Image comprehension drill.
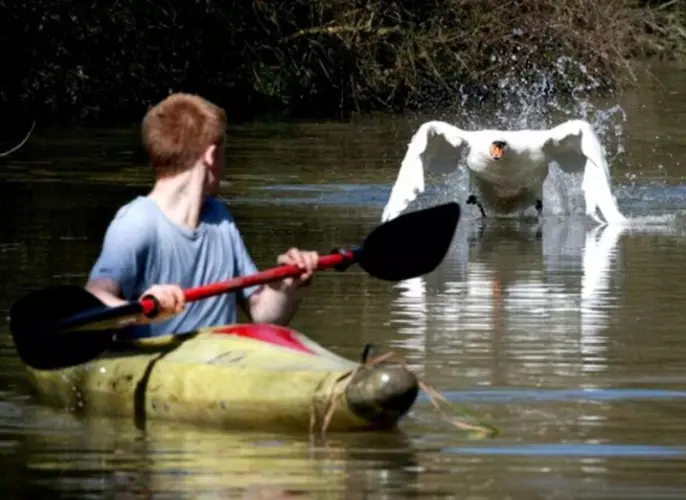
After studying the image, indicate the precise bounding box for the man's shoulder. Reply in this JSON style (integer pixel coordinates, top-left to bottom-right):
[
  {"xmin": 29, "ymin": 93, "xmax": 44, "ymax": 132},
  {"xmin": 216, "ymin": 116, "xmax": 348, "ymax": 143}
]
[
  {"xmin": 107, "ymin": 196, "xmax": 160, "ymax": 233},
  {"xmin": 113, "ymin": 195, "xmax": 154, "ymax": 217}
]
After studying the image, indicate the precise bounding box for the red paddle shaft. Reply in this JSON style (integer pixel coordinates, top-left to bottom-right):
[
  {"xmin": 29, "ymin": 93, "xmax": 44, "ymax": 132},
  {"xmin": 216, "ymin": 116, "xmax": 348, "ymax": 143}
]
[{"xmin": 138, "ymin": 249, "xmax": 356, "ymax": 316}]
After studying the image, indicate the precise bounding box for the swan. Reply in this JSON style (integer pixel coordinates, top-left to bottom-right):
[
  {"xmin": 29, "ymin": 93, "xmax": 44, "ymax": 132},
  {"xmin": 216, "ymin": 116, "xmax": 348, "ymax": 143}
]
[{"xmin": 381, "ymin": 119, "xmax": 627, "ymax": 225}]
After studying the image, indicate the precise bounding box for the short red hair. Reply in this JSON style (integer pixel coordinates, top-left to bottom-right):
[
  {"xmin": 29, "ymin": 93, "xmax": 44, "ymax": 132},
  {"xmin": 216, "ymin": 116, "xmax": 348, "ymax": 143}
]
[{"xmin": 141, "ymin": 93, "xmax": 226, "ymax": 176}]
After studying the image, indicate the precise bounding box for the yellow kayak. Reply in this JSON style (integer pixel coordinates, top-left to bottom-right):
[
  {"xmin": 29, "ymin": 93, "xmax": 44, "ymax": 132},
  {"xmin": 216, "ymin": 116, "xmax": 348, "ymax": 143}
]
[{"xmin": 23, "ymin": 323, "xmax": 419, "ymax": 433}]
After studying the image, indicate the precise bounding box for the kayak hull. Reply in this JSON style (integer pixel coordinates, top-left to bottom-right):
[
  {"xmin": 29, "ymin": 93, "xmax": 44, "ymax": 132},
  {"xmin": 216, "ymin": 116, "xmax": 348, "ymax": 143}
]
[{"xmin": 23, "ymin": 324, "xmax": 419, "ymax": 433}]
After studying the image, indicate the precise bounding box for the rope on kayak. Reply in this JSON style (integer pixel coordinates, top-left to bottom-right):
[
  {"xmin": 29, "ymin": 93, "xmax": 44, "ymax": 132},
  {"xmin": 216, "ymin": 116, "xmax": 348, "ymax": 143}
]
[
  {"xmin": 309, "ymin": 349, "xmax": 500, "ymax": 440},
  {"xmin": 360, "ymin": 343, "xmax": 374, "ymax": 363},
  {"xmin": 309, "ymin": 350, "xmax": 396, "ymax": 440},
  {"xmin": 417, "ymin": 379, "xmax": 500, "ymax": 438}
]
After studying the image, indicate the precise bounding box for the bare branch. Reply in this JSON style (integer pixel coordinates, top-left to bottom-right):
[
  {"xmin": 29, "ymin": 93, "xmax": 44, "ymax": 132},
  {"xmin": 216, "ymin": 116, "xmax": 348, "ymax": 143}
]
[
  {"xmin": 0, "ymin": 120, "xmax": 36, "ymax": 157},
  {"xmin": 282, "ymin": 25, "xmax": 400, "ymax": 42}
]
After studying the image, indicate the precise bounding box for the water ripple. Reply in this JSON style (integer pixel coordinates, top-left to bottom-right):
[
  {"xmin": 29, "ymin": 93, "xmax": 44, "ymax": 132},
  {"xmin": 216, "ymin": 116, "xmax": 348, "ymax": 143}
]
[{"xmin": 443, "ymin": 444, "xmax": 686, "ymax": 458}]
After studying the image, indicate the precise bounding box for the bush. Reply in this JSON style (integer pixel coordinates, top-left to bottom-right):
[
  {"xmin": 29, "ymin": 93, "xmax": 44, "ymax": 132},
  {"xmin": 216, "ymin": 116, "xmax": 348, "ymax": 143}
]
[{"xmin": 0, "ymin": 0, "xmax": 683, "ymax": 127}]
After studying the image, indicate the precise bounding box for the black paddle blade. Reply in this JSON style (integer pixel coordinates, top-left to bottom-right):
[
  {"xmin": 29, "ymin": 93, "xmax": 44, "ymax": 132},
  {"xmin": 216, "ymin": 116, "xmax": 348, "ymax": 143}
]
[
  {"xmin": 359, "ymin": 202, "xmax": 460, "ymax": 281},
  {"xmin": 9, "ymin": 285, "xmax": 114, "ymax": 370}
]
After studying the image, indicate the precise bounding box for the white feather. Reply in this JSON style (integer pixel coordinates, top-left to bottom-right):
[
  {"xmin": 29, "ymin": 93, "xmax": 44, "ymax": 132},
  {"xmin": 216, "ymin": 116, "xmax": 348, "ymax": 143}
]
[{"xmin": 381, "ymin": 119, "xmax": 627, "ymax": 225}]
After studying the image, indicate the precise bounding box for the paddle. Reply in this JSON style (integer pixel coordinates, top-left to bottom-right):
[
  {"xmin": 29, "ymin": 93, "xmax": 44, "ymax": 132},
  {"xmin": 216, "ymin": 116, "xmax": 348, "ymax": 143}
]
[{"xmin": 9, "ymin": 202, "xmax": 460, "ymax": 371}]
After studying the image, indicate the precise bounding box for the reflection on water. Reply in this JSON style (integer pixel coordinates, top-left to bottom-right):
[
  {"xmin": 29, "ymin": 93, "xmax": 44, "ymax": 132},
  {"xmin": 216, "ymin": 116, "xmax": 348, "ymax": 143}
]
[
  {"xmin": 387, "ymin": 213, "xmax": 686, "ymax": 497},
  {"xmin": 0, "ymin": 404, "xmax": 421, "ymax": 499},
  {"xmin": 389, "ymin": 214, "xmax": 685, "ymax": 388},
  {"xmin": 390, "ymin": 217, "xmax": 625, "ymax": 381},
  {"xmin": 579, "ymin": 222, "xmax": 623, "ymax": 377}
]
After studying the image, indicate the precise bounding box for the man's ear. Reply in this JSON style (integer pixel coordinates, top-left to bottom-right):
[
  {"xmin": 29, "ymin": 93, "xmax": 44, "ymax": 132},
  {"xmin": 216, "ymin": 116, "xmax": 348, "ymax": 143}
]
[{"xmin": 202, "ymin": 144, "xmax": 216, "ymax": 167}]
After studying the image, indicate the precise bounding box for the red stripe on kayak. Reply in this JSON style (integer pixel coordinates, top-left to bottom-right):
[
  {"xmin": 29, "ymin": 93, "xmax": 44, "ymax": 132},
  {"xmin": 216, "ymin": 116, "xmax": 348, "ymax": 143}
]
[{"xmin": 213, "ymin": 324, "xmax": 316, "ymax": 355}]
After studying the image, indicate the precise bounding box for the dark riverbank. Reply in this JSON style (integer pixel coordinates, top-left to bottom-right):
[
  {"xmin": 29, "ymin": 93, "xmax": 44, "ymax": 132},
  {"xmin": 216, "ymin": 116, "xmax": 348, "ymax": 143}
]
[{"xmin": 0, "ymin": 0, "xmax": 684, "ymax": 133}]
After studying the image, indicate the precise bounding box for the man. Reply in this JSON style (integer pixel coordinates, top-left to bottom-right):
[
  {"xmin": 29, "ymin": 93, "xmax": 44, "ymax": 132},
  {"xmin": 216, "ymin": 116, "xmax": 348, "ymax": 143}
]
[{"xmin": 85, "ymin": 93, "xmax": 318, "ymax": 339}]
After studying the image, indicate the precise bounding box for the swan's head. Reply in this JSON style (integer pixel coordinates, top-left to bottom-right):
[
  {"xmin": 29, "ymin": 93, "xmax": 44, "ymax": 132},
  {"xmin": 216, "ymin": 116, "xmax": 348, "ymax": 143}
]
[{"xmin": 489, "ymin": 141, "xmax": 507, "ymax": 160}]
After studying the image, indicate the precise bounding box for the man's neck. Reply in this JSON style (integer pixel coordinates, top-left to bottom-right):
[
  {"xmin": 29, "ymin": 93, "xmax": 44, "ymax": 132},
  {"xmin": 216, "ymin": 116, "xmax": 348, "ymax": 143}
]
[{"xmin": 147, "ymin": 168, "xmax": 207, "ymax": 230}]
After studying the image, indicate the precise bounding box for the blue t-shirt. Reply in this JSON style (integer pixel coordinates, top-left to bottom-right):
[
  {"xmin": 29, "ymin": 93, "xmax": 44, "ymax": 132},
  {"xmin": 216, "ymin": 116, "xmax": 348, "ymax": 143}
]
[{"xmin": 88, "ymin": 196, "xmax": 260, "ymax": 339}]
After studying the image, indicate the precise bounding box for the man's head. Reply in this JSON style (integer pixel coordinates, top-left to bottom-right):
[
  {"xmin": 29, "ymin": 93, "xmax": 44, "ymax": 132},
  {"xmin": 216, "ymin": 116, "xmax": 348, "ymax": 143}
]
[{"xmin": 142, "ymin": 93, "xmax": 226, "ymax": 194}]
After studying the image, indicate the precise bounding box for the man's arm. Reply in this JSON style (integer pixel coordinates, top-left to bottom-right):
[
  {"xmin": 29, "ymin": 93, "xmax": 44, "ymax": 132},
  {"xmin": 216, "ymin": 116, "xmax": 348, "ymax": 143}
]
[
  {"xmin": 86, "ymin": 277, "xmax": 128, "ymax": 307},
  {"xmin": 244, "ymin": 279, "xmax": 310, "ymax": 325},
  {"xmin": 86, "ymin": 228, "xmax": 187, "ymax": 325},
  {"xmin": 247, "ymin": 247, "xmax": 318, "ymax": 324},
  {"xmin": 85, "ymin": 215, "xmax": 152, "ymax": 325},
  {"xmin": 228, "ymin": 220, "xmax": 316, "ymax": 325},
  {"xmin": 86, "ymin": 277, "xmax": 150, "ymax": 328}
]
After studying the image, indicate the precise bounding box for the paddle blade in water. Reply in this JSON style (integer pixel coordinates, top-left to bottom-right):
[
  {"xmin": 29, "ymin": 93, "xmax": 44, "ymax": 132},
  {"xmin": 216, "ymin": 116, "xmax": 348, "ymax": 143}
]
[
  {"xmin": 359, "ymin": 202, "xmax": 460, "ymax": 281},
  {"xmin": 9, "ymin": 285, "xmax": 115, "ymax": 370}
]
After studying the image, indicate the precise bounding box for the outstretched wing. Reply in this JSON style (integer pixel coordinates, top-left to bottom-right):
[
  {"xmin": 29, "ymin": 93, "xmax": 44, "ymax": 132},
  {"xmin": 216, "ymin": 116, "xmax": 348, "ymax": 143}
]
[
  {"xmin": 381, "ymin": 121, "xmax": 468, "ymax": 222},
  {"xmin": 542, "ymin": 120, "xmax": 627, "ymax": 224}
]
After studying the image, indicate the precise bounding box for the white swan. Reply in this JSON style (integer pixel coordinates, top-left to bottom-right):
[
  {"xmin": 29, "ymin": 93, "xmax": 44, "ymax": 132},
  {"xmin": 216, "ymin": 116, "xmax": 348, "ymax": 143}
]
[{"xmin": 381, "ymin": 119, "xmax": 627, "ymax": 225}]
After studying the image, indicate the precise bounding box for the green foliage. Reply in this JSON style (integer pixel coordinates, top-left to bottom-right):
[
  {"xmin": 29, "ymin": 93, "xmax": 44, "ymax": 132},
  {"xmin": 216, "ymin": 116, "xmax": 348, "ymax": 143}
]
[{"xmin": 0, "ymin": 0, "xmax": 683, "ymax": 126}]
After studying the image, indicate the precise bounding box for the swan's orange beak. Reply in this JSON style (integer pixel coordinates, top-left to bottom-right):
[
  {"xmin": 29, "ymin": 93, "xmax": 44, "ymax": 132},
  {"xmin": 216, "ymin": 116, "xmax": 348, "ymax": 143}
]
[{"xmin": 490, "ymin": 142, "xmax": 505, "ymax": 160}]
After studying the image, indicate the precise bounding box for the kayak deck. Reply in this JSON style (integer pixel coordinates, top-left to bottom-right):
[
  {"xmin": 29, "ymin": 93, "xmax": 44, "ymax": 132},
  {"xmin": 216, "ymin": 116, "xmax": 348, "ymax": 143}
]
[{"xmin": 24, "ymin": 324, "xmax": 419, "ymax": 433}]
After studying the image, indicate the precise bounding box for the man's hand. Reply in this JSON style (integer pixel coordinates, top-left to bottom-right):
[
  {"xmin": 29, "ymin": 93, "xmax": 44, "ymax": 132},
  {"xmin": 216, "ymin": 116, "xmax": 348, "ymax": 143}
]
[
  {"xmin": 138, "ymin": 284, "xmax": 186, "ymax": 323},
  {"xmin": 275, "ymin": 247, "xmax": 319, "ymax": 290}
]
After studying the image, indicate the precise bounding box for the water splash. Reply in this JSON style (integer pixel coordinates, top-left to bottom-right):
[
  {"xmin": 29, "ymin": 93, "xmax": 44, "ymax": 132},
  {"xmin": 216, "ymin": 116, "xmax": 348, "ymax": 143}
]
[
  {"xmin": 446, "ymin": 56, "xmax": 626, "ymax": 133},
  {"xmin": 422, "ymin": 56, "xmax": 631, "ymax": 218}
]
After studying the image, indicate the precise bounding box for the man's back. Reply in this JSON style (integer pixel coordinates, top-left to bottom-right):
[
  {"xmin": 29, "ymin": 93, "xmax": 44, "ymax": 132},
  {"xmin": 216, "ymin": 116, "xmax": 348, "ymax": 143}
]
[{"xmin": 88, "ymin": 196, "xmax": 259, "ymax": 339}]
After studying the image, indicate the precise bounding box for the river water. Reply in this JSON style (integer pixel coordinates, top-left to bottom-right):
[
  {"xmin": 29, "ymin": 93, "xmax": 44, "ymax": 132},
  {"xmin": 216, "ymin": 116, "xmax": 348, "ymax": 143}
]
[{"xmin": 1, "ymin": 64, "xmax": 686, "ymax": 498}]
